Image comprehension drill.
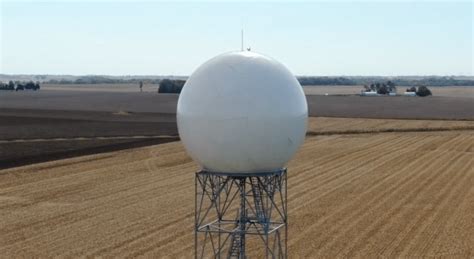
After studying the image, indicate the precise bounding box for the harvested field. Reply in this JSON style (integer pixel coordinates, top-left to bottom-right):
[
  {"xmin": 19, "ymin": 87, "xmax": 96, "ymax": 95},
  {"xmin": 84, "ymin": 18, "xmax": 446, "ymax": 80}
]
[
  {"xmin": 305, "ymin": 95, "xmax": 474, "ymax": 120},
  {"xmin": 308, "ymin": 117, "xmax": 474, "ymax": 135},
  {"xmin": 303, "ymin": 85, "xmax": 474, "ymax": 98},
  {"xmin": 0, "ymin": 138, "xmax": 177, "ymax": 169},
  {"xmin": 42, "ymin": 84, "xmax": 160, "ymax": 93},
  {"xmin": 0, "ymin": 109, "xmax": 178, "ymax": 169},
  {"xmin": 1, "ymin": 118, "xmax": 472, "ymax": 257},
  {"xmin": 42, "ymin": 84, "xmax": 474, "ymax": 98},
  {"xmin": 2, "ymin": 110, "xmax": 472, "ymax": 169},
  {"xmin": 1, "ymin": 88, "xmax": 473, "ymax": 120}
]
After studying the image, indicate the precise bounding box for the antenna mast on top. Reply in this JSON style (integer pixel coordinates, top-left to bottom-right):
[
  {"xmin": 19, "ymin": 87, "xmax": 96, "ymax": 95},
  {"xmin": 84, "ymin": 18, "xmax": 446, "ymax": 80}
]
[{"xmin": 241, "ymin": 29, "xmax": 244, "ymax": 51}]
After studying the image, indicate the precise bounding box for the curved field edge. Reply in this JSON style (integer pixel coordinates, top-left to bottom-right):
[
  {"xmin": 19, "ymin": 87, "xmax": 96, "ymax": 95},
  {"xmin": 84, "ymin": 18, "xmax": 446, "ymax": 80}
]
[{"xmin": 0, "ymin": 121, "xmax": 472, "ymax": 257}]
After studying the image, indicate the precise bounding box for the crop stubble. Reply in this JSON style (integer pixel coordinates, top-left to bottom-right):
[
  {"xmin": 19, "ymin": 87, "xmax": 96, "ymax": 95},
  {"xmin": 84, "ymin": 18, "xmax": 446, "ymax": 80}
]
[{"xmin": 0, "ymin": 119, "xmax": 472, "ymax": 258}]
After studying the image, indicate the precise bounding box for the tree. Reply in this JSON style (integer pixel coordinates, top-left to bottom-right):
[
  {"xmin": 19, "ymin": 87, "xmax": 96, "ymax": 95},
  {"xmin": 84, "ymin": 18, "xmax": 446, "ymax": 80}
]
[
  {"xmin": 377, "ymin": 84, "xmax": 389, "ymax": 95},
  {"xmin": 370, "ymin": 84, "xmax": 376, "ymax": 91},
  {"xmin": 158, "ymin": 79, "xmax": 185, "ymax": 93},
  {"xmin": 25, "ymin": 81, "xmax": 36, "ymax": 90},
  {"xmin": 387, "ymin": 80, "xmax": 396, "ymax": 93},
  {"xmin": 375, "ymin": 83, "xmax": 381, "ymax": 91},
  {"xmin": 16, "ymin": 83, "xmax": 24, "ymax": 91},
  {"xmin": 416, "ymin": 86, "xmax": 432, "ymax": 97},
  {"xmin": 8, "ymin": 81, "xmax": 15, "ymax": 90},
  {"xmin": 158, "ymin": 79, "xmax": 173, "ymax": 93}
]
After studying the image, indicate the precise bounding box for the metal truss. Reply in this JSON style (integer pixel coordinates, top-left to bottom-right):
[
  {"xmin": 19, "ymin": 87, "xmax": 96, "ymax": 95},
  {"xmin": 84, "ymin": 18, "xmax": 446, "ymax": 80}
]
[{"xmin": 195, "ymin": 169, "xmax": 287, "ymax": 259}]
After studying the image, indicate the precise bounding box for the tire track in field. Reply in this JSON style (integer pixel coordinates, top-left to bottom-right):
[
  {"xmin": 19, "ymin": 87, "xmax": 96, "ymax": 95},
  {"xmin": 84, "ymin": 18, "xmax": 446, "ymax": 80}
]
[
  {"xmin": 430, "ymin": 173, "xmax": 474, "ymax": 257},
  {"xmin": 0, "ymin": 154, "xmax": 116, "ymax": 181},
  {"xmin": 0, "ymin": 135, "xmax": 178, "ymax": 143},
  {"xmin": 0, "ymin": 148, "xmax": 155, "ymax": 197},
  {"xmin": 71, "ymin": 154, "xmax": 194, "ymax": 203},
  {"xmin": 0, "ymin": 160, "xmax": 196, "ymax": 252},
  {"xmin": 86, "ymin": 211, "xmax": 194, "ymax": 257},
  {"xmin": 292, "ymin": 133, "xmax": 423, "ymax": 187},
  {"xmin": 1, "ymin": 127, "xmax": 472, "ymax": 257},
  {"xmin": 307, "ymin": 126, "xmax": 474, "ymax": 136},
  {"xmin": 4, "ymin": 124, "xmax": 469, "ymax": 144},
  {"xmin": 289, "ymin": 134, "xmax": 435, "ymax": 215},
  {"xmin": 165, "ymin": 134, "xmax": 415, "ymax": 258},
  {"xmin": 287, "ymin": 136, "xmax": 356, "ymax": 175},
  {"xmin": 1, "ymin": 140, "xmax": 181, "ymax": 183},
  {"xmin": 0, "ymin": 154, "xmax": 122, "ymax": 191},
  {"xmin": 61, "ymin": 188, "xmax": 194, "ymax": 257},
  {"xmin": 374, "ymin": 153, "xmax": 472, "ymax": 257},
  {"xmin": 332, "ymin": 135, "xmax": 468, "ymax": 257},
  {"xmin": 88, "ymin": 194, "xmax": 193, "ymax": 256},
  {"xmin": 0, "ymin": 158, "xmax": 193, "ymax": 232},
  {"xmin": 341, "ymin": 151, "xmax": 468, "ymax": 258},
  {"xmin": 291, "ymin": 134, "xmax": 418, "ymax": 185},
  {"xmin": 123, "ymin": 226, "xmax": 192, "ymax": 258},
  {"xmin": 136, "ymin": 136, "xmax": 404, "ymax": 255},
  {"xmin": 422, "ymin": 161, "xmax": 474, "ymax": 257},
  {"xmin": 293, "ymin": 143, "xmax": 443, "ymax": 255},
  {"xmin": 292, "ymin": 134, "xmax": 464, "ymax": 255},
  {"xmin": 97, "ymin": 200, "xmax": 194, "ymax": 257},
  {"xmin": 289, "ymin": 137, "xmax": 438, "ymax": 251},
  {"xmin": 0, "ymin": 176, "xmax": 193, "ymax": 255},
  {"xmin": 43, "ymin": 204, "xmax": 191, "ymax": 257},
  {"xmin": 1, "ymin": 167, "xmax": 195, "ymax": 256},
  {"xmin": 311, "ymin": 149, "xmax": 451, "ymax": 258},
  {"xmin": 63, "ymin": 161, "xmax": 196, "ymax": 255},
  {"xmin": 291, "ymin": 135, "xmax": 426, "ymax": 218},
  {"xmin": 287, "ymin": 134, "xmax": 415, "ymax": 206},
  {"xmin": 288, "ymin": 134, "xmax": 403, "ymax": 190},
  {"xmin": 396, "ymin": 156, "xmax": 473, "ymax": 257},
  {"xmin": 322, "ymin": 136, "xmax": 466, "ymax": 256}
]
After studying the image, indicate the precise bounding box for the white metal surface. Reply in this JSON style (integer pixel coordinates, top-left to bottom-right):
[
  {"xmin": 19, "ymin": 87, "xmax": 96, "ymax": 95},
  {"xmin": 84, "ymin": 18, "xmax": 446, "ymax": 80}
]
[
  {"xmin": 177, "ymin": 51, "xmax": 308, "ymax": 173},
  {"xmin": 360, "ymin": 91, "xmax": 379, "ymax": 96},
  {"xmin": 404, "ymin": 92, "xmax": 417, "ymax": 96}
]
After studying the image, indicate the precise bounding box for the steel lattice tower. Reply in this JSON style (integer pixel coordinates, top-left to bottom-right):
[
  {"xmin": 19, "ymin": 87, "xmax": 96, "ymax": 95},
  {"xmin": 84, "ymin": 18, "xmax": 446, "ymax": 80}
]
[{"xmin": 195, "ymin": 169, "xmax": 287, "ymax": 259}]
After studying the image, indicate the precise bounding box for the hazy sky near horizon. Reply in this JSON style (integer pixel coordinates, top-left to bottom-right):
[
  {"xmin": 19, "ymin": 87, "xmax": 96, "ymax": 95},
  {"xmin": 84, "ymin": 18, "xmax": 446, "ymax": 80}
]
[{"xmin": 1, "ymin": 1, "xmax": 472, "ymax": 76}]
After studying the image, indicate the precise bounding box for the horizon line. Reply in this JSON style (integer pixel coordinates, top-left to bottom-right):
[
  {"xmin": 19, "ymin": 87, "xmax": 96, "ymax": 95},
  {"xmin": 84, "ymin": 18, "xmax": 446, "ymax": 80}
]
[{"xmin": 1, "ymin": 73, "xmax": 473, "ymax": 78}]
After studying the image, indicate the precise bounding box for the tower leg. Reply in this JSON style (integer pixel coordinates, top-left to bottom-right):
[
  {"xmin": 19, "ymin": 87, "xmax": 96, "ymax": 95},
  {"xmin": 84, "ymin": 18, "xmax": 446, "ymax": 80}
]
[
  {"xmin": 195, "ymin": 170, "xmax": 287, "ymax": 259},
  {"xmin": 238, "ymin": 178, "xmax": 246, "ymax": 258}
]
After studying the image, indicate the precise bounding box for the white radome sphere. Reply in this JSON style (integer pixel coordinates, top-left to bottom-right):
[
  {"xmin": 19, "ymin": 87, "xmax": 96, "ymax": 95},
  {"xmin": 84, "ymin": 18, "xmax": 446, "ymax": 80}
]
[{"xmin": 177, "ymin": 51, "xmax": 308, "ymax": 173}]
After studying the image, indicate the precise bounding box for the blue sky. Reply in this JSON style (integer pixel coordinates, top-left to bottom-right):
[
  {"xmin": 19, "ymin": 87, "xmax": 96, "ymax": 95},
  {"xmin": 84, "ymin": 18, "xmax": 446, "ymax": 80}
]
[{"xmin": 1, "ymin": 1, "xmax": 472, "ymax": 76}]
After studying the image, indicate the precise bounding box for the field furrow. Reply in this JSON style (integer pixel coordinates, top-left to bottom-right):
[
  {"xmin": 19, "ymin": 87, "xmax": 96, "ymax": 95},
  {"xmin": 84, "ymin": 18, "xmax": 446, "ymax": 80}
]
[{"xmin": 0, "ymin": 118, "xmax": 472, "ymax": 258}]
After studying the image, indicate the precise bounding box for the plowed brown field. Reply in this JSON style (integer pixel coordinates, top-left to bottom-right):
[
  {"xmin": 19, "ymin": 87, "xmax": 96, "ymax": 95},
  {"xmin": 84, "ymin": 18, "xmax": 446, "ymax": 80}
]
[{"xmin": 1, "ymin": 118, "xmax": 473, "ymax": 258}]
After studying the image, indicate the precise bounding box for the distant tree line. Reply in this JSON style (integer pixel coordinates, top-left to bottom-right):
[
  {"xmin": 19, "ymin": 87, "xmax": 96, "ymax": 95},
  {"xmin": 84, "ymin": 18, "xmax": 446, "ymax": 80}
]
[
  {"xmin": 29, "ymin": 75, "xmax": 474, "ymax": 87},
  {"xmin": 46, "ymin": 76, "xmax": 163, "ymax": 85},
  {"xmin": 297, "ymin": 76, "xmax": 474, "ymax": 86},
  {"xmin": 298, "ymin": 77, "xmax": 357, "ymax": 85},
  {"xmin": 0, "ymin": 81, "xmax": 40, "ymax": 91},
  {"xmin": 158, "ymin": 79, "xmax": 185, "ymax": 93}
]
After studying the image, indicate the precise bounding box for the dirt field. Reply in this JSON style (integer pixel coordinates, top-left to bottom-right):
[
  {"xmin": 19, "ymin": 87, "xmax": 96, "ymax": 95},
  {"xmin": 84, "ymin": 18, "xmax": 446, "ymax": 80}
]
[
  {"xmin": 42, "ymin": 84, "xmax": 160, "ymax": 92},
  {"xmin": 2, "ymin": 110, "xmax": 473, "ymax": 170},
  {"xmin": 308, "ymin": 117, "xmax": 474, "ymax": 135},
  {"xmin": 1, "ymin": 118, "xmax": 472, "ymax": 258},
  {"xmin": 0, "ymin": 109, "xmax": 178, "ymax": 169},
  {"xmin": 1, "ymin": 89, "xmax": 472, "ymax": 120},
  {"xmin": 303, "ymin": 85, "xmax": 474, "ymax": 98},
  {"xmin": 2, "ymin": 88, "xmax": 472, "ymax": 169},
  {"xmin": 41, "ymin": 84, "xmax": 474, "ymax": 98}
]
